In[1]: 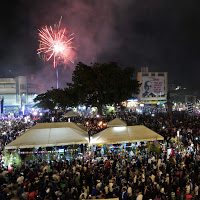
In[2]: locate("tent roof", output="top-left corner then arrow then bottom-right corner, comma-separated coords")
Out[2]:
91,125 -> 164,144
5,122 -> 88,149
30,122 -> 87,132
107,118 -> 127,127
62,111 -> 78,118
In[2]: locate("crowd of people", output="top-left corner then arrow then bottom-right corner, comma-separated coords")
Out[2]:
0,111 -> 199,200
0,119 -> 33,155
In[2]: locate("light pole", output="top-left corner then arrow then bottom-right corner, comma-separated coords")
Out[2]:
56,63 -> 59,89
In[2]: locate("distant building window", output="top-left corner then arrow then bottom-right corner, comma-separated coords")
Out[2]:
28,84 -> 35,88
20,84 -> 26,90
158,73 -> 164,76
0,83 -> 15,88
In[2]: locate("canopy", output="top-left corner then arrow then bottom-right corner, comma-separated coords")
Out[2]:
91,125 -> 164,145
5,122 -> 89,149
62,111 -> 78,118
107,118 -> 127,127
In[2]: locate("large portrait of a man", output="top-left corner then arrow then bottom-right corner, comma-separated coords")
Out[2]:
142,80 -> 156,97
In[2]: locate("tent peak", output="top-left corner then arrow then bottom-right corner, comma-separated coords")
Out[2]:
107,117 -> 127,127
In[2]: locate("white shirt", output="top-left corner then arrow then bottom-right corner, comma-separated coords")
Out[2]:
17,176 -> 24,185
105,186 -> 109,194
160,187 -> 165,194
153,164 -> 157,170
186,184 -> 190,195
158,159 -> 162,168
79,192 -> 87,199
76,171 -> 80,177
194,185 -> 199,195
152,156 -> 155,162
127,186 -> 132,197
72,166 -> 76,174
148,157 -> 152,164
83,166 -> 87,172
134,175 -> 137,183
165,176 -> 169,185
52,174 -> 60,182
100,148 -> 104,155
43,165 -> 48,173
122,192 -> 126,199
151,174 -> 155,183
136,194 -> 143,200
96,182 -> 102,190
131,159 -> 136,165
142,173 -> 145,182
109,182 -> 114,192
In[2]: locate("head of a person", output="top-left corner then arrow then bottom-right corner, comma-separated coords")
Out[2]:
144,81 -> 153,92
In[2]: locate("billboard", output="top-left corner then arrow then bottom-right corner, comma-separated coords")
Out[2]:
138,72 -> 168,101
142,76 -> 165,97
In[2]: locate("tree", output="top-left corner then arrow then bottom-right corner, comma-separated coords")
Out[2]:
33,90 -> 57,112
33,88 -> 78,111
34,62 -> 140,114
67,62 -> 140,115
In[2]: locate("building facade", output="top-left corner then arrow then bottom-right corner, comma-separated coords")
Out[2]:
0,75 -> 45,115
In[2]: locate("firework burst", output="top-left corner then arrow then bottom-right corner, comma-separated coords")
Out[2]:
37,17 -> 74,68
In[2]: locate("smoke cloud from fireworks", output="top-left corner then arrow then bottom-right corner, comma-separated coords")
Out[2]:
1,0 -> 200,90
33,0 -> 126,90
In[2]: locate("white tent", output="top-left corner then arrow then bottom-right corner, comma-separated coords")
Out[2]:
62,111 -> 78,118
5,122 -> 89,149
91,125 -> 164,145
107,118 -> 127,127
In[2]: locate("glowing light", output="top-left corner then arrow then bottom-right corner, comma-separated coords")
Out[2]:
113,127 -> 127,132
33,111 -> 38,116
58,148 -> 65,153
37,17 -> 74,68
98,121 -> 103,126
136,108 -> 142,113
177,131 -> 179,137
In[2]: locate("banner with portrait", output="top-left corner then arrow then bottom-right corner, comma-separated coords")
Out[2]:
142,76 -> 165,98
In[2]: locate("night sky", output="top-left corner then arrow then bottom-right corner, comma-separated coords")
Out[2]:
0,0 -> 200,90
